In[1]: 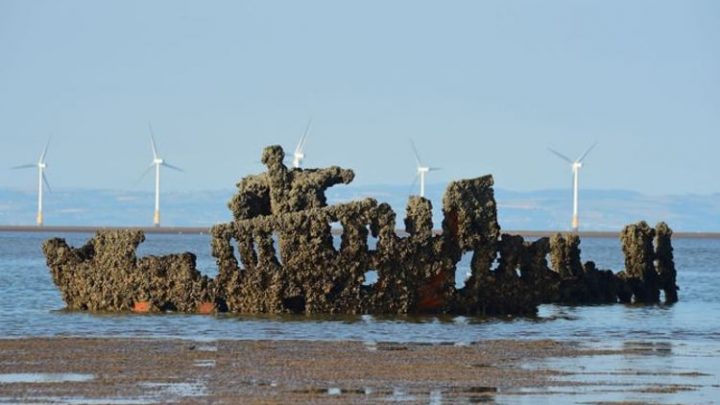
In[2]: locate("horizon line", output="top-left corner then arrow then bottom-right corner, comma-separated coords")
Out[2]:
1,185 -> 718,197
1,225 -> 719,239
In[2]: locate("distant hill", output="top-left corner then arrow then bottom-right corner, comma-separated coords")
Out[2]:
1,184 -> 718,232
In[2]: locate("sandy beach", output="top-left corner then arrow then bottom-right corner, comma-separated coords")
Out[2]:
0,337 -> 714,404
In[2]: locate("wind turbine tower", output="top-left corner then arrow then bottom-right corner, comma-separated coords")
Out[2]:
410,140 -> 440,198
143,123 -> 183,227
548,143 -> 597,232
292,118 -> 312,168
12,139 -> 52,226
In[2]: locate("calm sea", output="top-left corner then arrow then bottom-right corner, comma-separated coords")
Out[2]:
2,231 -> 720,403
0,231 -> 718,344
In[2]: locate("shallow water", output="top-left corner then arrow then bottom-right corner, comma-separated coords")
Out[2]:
0,231 -> 719,403
0,373 -> 94,384
1,231 -> 718,344
513,339 -> 720,404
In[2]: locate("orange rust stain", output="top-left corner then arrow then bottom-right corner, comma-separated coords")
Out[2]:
132,301 -> 151,313
197,302 -> 216,314
417,272 -> 447,311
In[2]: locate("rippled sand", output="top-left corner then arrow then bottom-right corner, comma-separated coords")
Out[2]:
1,338 -> 717,404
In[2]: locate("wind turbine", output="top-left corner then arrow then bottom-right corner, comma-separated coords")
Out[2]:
410,140 -> 440,198
292,118 -> 312,168
141,122 -> 183,227
12,138 -> 52,226
548,142 -> 597,232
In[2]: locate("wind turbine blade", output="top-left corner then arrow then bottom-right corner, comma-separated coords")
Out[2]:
10,164 -> 36,170
42,172 -> 52,193
162,162 -> 184,172
577,142 -> 597,163
548,148 -> 573,164
39,136 -> 51,163
148,122 -> 159,159
296,117 -> 312,153
410,139 -> 423,167
136,163 -> 155,184
429,167 -> 442,171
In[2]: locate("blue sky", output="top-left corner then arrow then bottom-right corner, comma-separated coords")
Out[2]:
1,0 -> 718,195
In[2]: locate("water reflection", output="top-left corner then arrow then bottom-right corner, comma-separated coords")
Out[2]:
1,232 -> 719,345
515,339 -> 720,404
0,373 -> 94,384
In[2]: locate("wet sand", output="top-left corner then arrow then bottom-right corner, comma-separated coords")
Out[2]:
0,338 -> 714,404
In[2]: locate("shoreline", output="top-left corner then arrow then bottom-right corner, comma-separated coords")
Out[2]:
1,337 -> 713,403
2,224 -> 720,239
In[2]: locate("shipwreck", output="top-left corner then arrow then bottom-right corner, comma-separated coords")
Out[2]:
43,145 -> 679,316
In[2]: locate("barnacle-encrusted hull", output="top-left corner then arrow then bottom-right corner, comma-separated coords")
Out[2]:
43,145 -> 678,315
